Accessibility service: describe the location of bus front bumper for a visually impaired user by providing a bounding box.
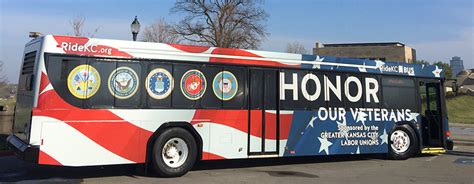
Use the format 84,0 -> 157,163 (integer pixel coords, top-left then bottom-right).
6,135 -> 39,163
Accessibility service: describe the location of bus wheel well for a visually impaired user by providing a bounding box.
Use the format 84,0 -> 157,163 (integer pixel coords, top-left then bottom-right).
146,122 -> 203,164
392,121 -> 421,151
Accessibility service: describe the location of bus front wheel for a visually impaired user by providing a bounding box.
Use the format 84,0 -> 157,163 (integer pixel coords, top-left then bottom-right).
388,125 -> 418,160
152,127 -> 197,177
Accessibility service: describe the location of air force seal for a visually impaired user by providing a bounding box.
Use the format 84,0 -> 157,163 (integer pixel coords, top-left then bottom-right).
181,69 -> 206,100
67,64 -> 101,99
146,68 -> 174,100
108,67 -> 139,99
213,71 -> 238,101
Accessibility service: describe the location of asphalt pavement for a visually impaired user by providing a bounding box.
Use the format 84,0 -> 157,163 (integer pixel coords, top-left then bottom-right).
0,145 -> 472,184
0,123 -> 472,183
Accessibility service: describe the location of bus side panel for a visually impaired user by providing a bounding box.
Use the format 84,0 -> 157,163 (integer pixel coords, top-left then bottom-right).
282,109 -> 396,157
190,109 -> 249,160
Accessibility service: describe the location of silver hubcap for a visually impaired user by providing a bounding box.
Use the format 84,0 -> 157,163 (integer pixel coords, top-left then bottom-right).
390,130 -> 411,154
162,138 -> 188,168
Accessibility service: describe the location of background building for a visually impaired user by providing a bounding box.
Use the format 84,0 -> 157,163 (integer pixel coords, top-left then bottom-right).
313,42 -> 416,63
450,56 -> 465,78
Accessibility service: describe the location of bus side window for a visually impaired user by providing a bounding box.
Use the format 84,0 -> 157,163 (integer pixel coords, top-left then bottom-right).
85,59 -> 116,109
249,69 -> 263,110
307,71 -> 326,110
222,66 -> 247,109
113,61 -> 143,108
279,69 -> 305,110
363,75 -> 381,108
344,74 -> 364,109
324,72 -> 345,109
146,62 -> 173,108
45,55 -> 86,108
172,63 -> 201,109
381,77 -> 417,111
201,65 -> 223,109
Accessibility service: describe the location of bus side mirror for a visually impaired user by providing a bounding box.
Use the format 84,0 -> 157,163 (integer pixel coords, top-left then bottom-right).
452,81 -> 457,93
25,74 -> 34,91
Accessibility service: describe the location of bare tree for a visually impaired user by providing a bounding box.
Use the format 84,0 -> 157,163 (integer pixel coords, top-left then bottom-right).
69,16 -> 100,37
142,18 -> 181,44
286,41 -> 307,54
171,0 -> 269,49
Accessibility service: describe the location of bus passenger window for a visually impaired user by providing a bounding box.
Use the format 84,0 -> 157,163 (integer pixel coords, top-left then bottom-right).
222,66 -> 247,109
201,65 -> 223,109
381,77 -> 417,111
113,61 -> 142,108
85,59 -> 116,109
145,62 -> 173,108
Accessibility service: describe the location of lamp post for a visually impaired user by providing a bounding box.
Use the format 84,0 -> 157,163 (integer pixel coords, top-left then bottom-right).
131,16 -> 140,41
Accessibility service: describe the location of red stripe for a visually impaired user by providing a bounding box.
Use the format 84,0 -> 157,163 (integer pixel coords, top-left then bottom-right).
168,44 -> 210,53
249,110 -> 263,138
202,152 -> 226,160
39,150 -> 62,165
191,109 -> 248,133
39,72 -> 50,94
279,113 -> 293,140
36,90 -> 152,163
210,48 -> 299,68
53,36 -> 132,58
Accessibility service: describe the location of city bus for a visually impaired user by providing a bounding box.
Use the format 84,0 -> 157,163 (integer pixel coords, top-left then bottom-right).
8,35 -> 453,177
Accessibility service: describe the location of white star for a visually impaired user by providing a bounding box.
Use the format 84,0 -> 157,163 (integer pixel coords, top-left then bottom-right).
355,111 -> 368,126
374,60 -> 385,68
356,146 -> 360,154
315,55 -> 325,62
312,55 -> 325,69
408,112 -> 420,122
380,129 -> 388,145
306,116 -> 317,129
318,137 -> 333,155
432,65 -> 442,78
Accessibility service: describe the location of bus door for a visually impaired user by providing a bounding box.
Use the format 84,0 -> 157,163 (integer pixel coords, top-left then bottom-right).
419,80 -> 443,147
248,69 -> 279,156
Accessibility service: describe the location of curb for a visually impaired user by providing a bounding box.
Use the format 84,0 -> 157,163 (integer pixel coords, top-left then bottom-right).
453,140 -> 474,146
0,150 -> 13,157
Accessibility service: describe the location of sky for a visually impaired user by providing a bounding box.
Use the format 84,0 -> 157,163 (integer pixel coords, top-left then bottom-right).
0,0 -> 473,83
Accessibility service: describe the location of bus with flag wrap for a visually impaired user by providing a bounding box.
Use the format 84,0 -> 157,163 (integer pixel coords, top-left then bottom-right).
8,35 -> 453,177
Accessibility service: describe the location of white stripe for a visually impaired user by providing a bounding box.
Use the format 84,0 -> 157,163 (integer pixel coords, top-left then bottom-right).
39,83 -> 53,95
39,116 -> 134,166
121,49 -> 378,69
109,109 -> 196,132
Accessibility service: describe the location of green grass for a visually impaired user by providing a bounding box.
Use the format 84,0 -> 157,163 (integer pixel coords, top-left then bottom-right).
447,95 -> 474,124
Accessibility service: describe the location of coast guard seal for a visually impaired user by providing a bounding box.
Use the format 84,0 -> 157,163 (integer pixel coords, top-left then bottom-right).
213,71 -> 238,101
67,64 -> 101,99
146,68 -> 174,99
180,69 -> 206,100
108,67 -> 139,99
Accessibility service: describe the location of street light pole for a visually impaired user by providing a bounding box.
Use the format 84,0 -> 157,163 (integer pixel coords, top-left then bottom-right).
131,16 -> 140,41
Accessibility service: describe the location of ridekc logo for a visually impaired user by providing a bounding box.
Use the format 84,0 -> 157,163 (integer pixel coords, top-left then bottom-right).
61,42 -> 111,55
53,36 -> 132,58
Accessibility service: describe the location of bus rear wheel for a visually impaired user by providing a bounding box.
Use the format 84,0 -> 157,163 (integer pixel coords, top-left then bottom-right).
152,127 -> 197,177
388,125 -> 418,160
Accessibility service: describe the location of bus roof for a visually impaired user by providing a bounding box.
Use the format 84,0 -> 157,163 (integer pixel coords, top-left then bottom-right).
38,35 -> 443,79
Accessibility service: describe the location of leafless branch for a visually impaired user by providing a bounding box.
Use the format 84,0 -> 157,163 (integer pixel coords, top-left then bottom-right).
142,18 -> 181,44
69,15 -> 100,37
286,41 -> 307,54
171,0 -> 269,49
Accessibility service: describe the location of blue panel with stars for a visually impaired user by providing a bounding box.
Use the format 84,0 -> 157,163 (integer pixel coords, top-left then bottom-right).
300,54 -> 443,78
281,109 -> 416,156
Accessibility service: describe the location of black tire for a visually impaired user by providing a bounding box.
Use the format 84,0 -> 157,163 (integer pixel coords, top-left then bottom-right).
387,125 -> 419,160
152,127 -> 197,177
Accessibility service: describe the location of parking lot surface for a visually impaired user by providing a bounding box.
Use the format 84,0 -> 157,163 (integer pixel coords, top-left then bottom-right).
0,145 -> 472,184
